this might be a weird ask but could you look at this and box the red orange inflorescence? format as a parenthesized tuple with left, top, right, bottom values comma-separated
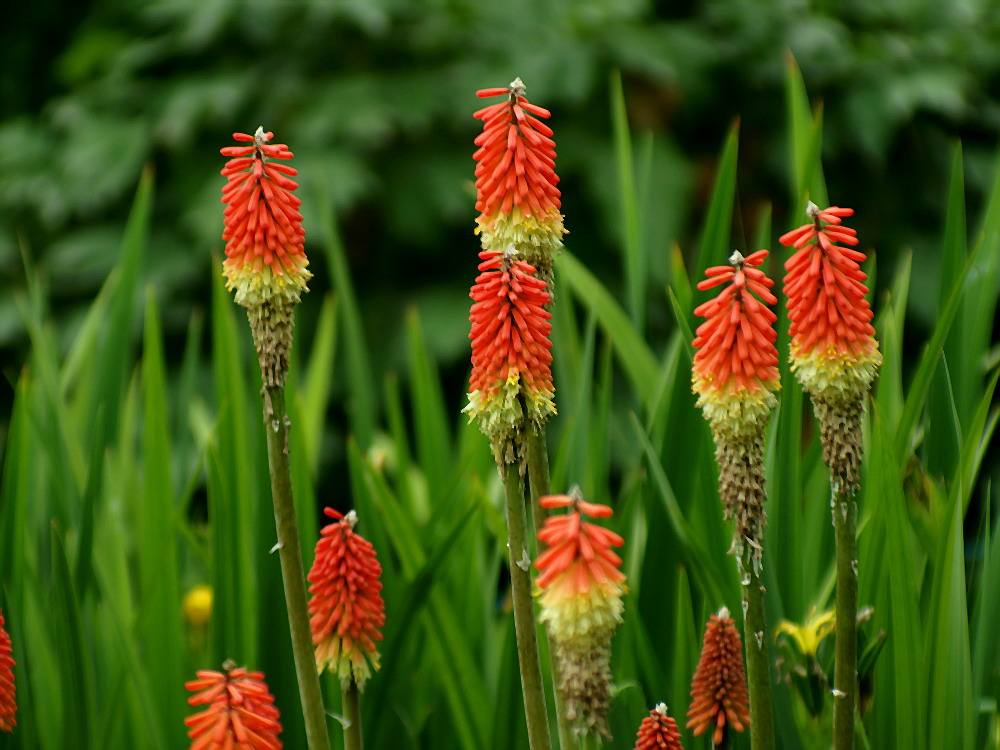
(691, 250, 779, 568)
(185, 663, 282, 750)
(536, 493, 626, 739)
(308, 508, 385, 689)
(0, 611, 15, 733)
(465, 249, 555, 460)
(220, 128, 311, 385)
(780, 203, 880, 492)
(473, 79, 565, 274)
(634, 703, 684, 750)
(687, 608, 751, 747)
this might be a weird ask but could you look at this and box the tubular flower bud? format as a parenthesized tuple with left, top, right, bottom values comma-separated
(634, 703, 684, 750)
(464, 249, 555, 464)
(473, 79, 566, 276)
(780, 204, 880, 494)
(0, 611, 15, 733)
(308, 508, 385, 689)
(220, 127, 311, 386)
(692, 250, 779, 570)
(185, 662, 282, 749)
(535, 493, 626, 739)
(687, 608, 751, 747)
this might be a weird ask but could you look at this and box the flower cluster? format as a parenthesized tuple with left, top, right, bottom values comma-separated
(634, 703, 684, 750)
(308, 508, 385, 689)
(0, 611, 15, 733)
(220, 127, 311, 385)
(687, 608, 751, 747)
(780, 203, 880, 493)
(692, 250, 779, 569)
(185, 663, 282, 749)
(473, 78, 565, 276)
(464, 249, 555, 462)
(536, 493, 626, 738)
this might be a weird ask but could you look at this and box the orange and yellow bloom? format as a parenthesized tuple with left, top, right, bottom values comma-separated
(780, 203, 880, 492)
(185, 663, 282, 749)
(308, 508, 385, 689)
(0, 611, 15, 733)
(634, 703, 684, 750)
(536, 493, 626, 738)
(220, 128, 311, 385)
(692, 250, 779, 567)
(473, 79, 565, 275)
(687, 608, 751, 747)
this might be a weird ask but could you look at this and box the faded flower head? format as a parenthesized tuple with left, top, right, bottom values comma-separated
(308, 508, 385, 689)
(464, 249, 555, 464)
(473, 79, 566, 273)
(185, 662, 282, 749)
(634, 703, 684, 750)
(536, 493, 626, 739)
(692, 250, 779, 568)
(0, 611, 15, 733)
(780, 204, 881, 493)
(687, 608, 751, 747)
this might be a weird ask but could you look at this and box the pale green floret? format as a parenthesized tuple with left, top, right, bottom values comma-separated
(224, 257, 311, 308)
(790, 342, 881, 406)
(464, 371, 555, 464)
(476, 208, 566, 271)
(315, 636, 379, 690)
(538, 583, 625, 643)
(693, 379, 779, 442)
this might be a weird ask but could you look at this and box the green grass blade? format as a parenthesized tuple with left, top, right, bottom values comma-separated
(610, 69, 645, 329)
(693, 121, 739, 276)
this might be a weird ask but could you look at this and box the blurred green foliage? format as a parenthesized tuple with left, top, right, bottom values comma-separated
(4, 0, 1000, 377)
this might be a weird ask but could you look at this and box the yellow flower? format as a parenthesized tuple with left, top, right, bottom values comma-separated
(183, 585, 213, 627)
(775, 607, 835, 656)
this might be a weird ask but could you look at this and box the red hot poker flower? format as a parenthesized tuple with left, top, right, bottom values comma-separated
(536, 493, 626, 738)
(687, 608, 751, 747)
(308, 508, 385, 689)
(473, 79, 565, 271)
(779, 203, 881, 493)
(220, 127, 310, 308)
(185, 663, 282, 750)
(0, 611, 15, 733)
(464, 249, 555, 462)
(634, 703, 684, 750)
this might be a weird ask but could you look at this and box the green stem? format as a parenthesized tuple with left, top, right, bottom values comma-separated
(341, 679, 363, 750)
(524, 426, 575, 750)
(742, 565, 775, 750)
(832, 488, 858, 750)
(501, 459, 552, 750)
(263, 386, 332, 750)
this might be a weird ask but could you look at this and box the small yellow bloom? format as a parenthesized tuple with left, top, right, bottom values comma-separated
(775, 607, 835, 656)
(183, 585, 213, 627)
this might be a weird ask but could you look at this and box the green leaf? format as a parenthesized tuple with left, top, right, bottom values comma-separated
(693, 121, 739, 276)
(610, 69, 645, 329)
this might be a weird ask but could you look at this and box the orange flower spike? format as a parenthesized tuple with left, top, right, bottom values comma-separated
(687, 608, 751, 747)
(536, 492, 626, 739)
(634, 703, 684, 750)
(219, 127, 312, 386)
(473, 78, 566, 274)
(464, 249, 556, 463)
(308, 509, 385, 689)
(691, 250, 780, 569)
(0, 611, 15, 733)
(185, 663, 282, 750)
(780, 202, 881, 493)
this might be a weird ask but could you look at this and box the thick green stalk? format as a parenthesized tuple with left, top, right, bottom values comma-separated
(341, 679, 363, 750)
(263, 386, 332, 750)
(742, 565, 776, 750)
(524, 426, 575, 750)
(832, 488, 858, 750)
(501, 460, 552, 750)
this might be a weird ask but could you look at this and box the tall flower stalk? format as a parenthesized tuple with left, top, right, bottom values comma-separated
(308, 508, 385, 750)
(691, 249, 780, 749)
(466, 77, 566, 750)
(780, 204, 880, 750)
(219, 128, 330, 750)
